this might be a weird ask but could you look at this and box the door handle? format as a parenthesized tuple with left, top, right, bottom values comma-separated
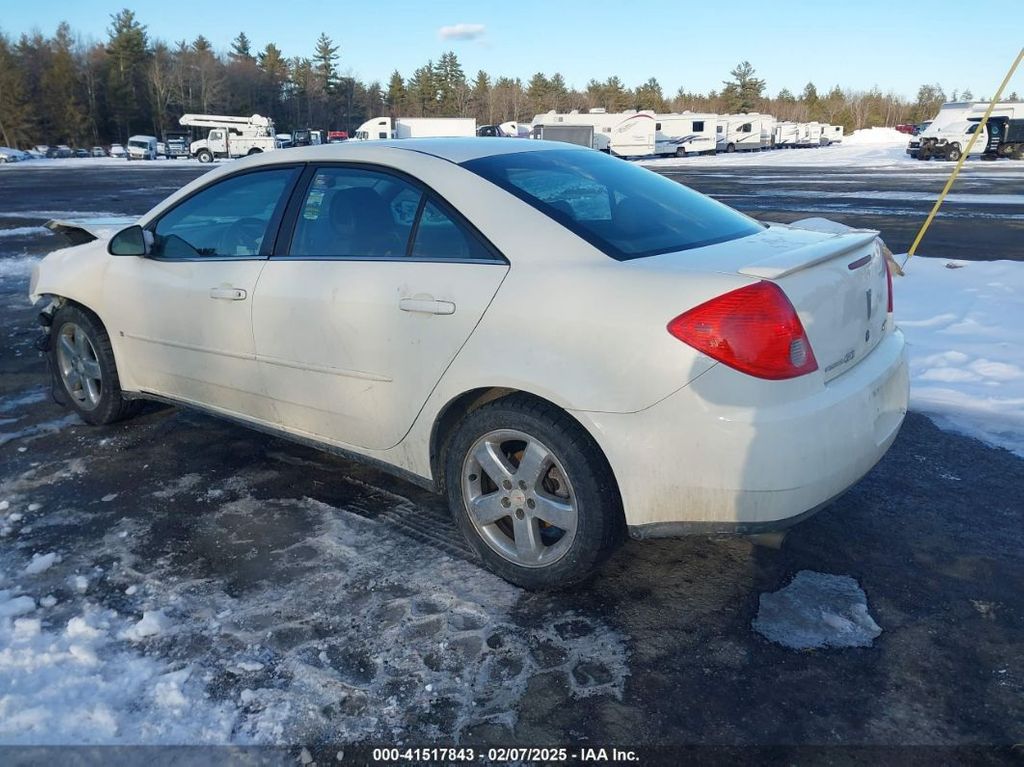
(209, 287, 247, 301)
(399, 297, 455, 315)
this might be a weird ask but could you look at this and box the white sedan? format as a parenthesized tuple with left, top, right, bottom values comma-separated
(30, 139, 908, 589)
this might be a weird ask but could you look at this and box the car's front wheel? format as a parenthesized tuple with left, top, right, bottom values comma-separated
(444, 396, 624, 590)
(51, 305, 141, 426)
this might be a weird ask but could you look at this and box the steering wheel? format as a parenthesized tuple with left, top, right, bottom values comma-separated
(219, 217, 266, 256)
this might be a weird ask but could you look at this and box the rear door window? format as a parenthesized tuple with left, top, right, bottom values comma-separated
(463, 148, 762, 261)
(289, 167, 421, 258)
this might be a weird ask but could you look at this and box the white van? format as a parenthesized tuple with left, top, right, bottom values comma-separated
(126, 135, 158, 161)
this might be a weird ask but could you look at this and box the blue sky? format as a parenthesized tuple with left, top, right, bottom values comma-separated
(4, 1, 1022, 99)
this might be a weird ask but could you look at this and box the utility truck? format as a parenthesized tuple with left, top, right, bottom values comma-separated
(531, 109, 657, 158)
(353, 117, 476, 140)
(652, 113, 717, 156)
(907, 102, 983, 159)
(179, 113, 279, 163)
(968, 103, 1024, 160)
(716, 114, 765, 152)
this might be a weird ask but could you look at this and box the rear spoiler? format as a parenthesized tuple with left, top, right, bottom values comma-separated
(740, 220, 879, 279)
(45, 217, 138, 246)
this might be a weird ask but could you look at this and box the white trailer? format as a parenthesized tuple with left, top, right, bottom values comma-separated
(759, 115, 776, 149)
(822, 125, 844, 145)
(716, 114, 764, 152)
(652, 112, 717, 156)
(179, 113, 278, 163)
(802, 122, 826, 147)
(774, 121, 801, 147)
(531, 109, 657, 158)
(353, 117, 476, 140)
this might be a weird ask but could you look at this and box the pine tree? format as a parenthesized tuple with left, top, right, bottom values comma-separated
(229, 32, 253, 62)
(722, 61, 765, 113)
(313, 33, 339, 94)
(435, 51, 466, 114)
(634, 77, 666, 111)
(105, 9, 150, 140)
(386, 70, 407, 116)
(471, 70, 491, 123)
(0, 32, 32, 146)
(41, 22, 87, 144)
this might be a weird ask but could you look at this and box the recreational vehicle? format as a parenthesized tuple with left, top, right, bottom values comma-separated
(530, 123, 596, 148)
(531, 109, 657, 158)
(760, 115, 776, 149)
(716, 114, 764, 152)
(823, 125, 844, 144)
(774, 121, 801, 148)
(652, 113, 717, 156)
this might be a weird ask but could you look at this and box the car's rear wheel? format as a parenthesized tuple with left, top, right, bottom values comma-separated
(51, 305, 141, 426)
(444, 396, 623, 590)
(948, 144, 962, 162)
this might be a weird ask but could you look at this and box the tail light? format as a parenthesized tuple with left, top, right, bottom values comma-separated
(667, 281, 818, 380)
(885, 257, 894, 313)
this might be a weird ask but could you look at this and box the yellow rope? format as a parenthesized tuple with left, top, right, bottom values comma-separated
(904, 47, 1024, 267)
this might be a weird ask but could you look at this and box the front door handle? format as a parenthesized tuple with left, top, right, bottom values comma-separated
(399, 297, 455, 315)
(209, 286, 247, 301)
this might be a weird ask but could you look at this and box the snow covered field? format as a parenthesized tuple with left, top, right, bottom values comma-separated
(896, 258, 1024, 457)
(644, 126, 1024, 172)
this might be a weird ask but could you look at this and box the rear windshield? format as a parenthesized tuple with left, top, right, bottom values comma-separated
(461, 149, 762, 260)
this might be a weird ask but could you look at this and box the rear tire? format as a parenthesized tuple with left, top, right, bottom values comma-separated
(50, 305, 141, 426)
(947, 144, 962, 162)
(726, 142, 736, 153)
(247, 148, 262, 155)
(444, 395, 624, 590)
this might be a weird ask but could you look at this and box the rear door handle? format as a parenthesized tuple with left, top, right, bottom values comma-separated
(399, 297, 455, 315)
(209, 286, 247, 301)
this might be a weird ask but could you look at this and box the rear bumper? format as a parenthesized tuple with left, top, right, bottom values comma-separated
(578, 328, 909, 533)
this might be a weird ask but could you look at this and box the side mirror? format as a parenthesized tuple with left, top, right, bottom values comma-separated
(108, 225, 148, 256)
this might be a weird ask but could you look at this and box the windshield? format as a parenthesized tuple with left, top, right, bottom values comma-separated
(129, 140, 149, 148)
(461, 149, 762, 260)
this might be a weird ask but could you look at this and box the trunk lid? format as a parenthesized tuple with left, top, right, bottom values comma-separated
(634, 222, 890, 382)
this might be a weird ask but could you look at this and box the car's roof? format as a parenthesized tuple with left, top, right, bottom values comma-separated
(274, 137, 585, 165)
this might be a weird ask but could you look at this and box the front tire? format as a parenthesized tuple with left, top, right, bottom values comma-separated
(196, 149, 214, 163)
(947, 144, 962, 162)
(444, 396, 624, 590)
(50, 305, 141, 426)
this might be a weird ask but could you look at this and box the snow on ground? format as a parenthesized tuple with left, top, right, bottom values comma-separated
(0, 157, 211, 170)
(895, 257, 1024, 457)
(644, 126, 1024, 171)
(0, 434, 629, 744)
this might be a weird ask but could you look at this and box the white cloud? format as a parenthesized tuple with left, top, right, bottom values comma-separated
(438, 23, 486, 41)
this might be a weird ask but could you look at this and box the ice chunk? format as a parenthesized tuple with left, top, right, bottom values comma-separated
(25, 552, 60, 575)
(122, 610, 171, 641)
(753, 571, 882, 650)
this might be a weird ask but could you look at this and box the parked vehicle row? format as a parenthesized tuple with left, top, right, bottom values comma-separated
(350, 111, 844, 160)
(907, 101, 1024, 161)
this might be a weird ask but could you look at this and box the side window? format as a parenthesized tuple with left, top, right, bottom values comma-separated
(151, 168, 294, 259)
(289, 167, 421, 258)
(693, 120, 704, 132)
(411, 200, 494, 261)
(655, 122, 662, 131)
(740, 123, 752, 133)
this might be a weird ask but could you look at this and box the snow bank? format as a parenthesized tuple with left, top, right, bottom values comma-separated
(843, 127, 908, 146)
(896, 258, 1024, 457)
(0, 226, 51, 239)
